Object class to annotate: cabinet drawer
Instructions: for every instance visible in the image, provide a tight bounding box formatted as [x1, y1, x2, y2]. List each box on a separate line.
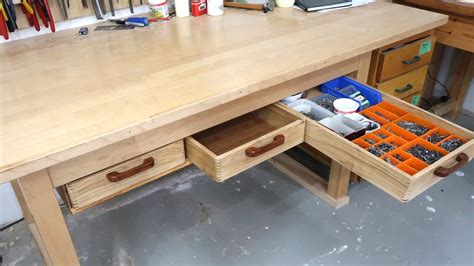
[377, 36, 434, 82]
[186, 104, 305, 182]
[376, 65, 428, 99]
[287, 79, 473, 202]
[64, 140, 186, 212]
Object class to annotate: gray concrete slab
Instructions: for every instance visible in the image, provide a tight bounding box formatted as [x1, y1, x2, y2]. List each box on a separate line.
[1, 115, 473, 266]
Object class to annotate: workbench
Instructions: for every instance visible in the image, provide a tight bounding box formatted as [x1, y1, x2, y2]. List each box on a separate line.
[2, 3, 472, 265]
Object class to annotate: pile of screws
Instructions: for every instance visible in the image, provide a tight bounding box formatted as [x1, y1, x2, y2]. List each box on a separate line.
[384, 156, 397, 165]
[375, 133, 388, 139]
[375, 111, 391, 121]
[440, 138, 464, 152]
[392, 153, 405, 162]
[397, 120, 429, 136]
[314, 97, 335, 112]
[367, 142, 395, 157]
[364, 138, 377, 145]
[406, 144, 442, 164]
[425, 133, 449, 144]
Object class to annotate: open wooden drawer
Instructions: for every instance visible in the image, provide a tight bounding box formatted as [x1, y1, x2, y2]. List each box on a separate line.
[186, 104, 305, 182]
[280, 79, 473, 202]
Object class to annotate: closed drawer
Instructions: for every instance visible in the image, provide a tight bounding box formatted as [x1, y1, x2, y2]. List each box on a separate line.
[403, 91, 422, 106]
[286, 78, 473, 202]
[186, 104, 305, 182]
[376, 65, 428, 99]
[64, 140, 186, 212]
[377, 36, 434, 82]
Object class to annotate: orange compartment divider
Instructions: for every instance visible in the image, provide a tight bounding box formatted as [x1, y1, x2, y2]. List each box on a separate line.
[405, 157, 429, 171]
[394, 114, 436, 136]
[377, 101, 408, 117]
[383, 123, 417, 141]
[438, 135, 467, 152]
[372, 128, 392, 140]
[353, 138, 370, 148]
[360, 110, 390, 125]
[402, 138, 448, 164]
[384, 135, 407, 147]
[422, 127, 452, 144]
[381, 154, 402, 166]
[366, 106, 399, 121]
[387, 149, 411, 162]
[361, 133, 382, 145]
[397, 163, 418, 175]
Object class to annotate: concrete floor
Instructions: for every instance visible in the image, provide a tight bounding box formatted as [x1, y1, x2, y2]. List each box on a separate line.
[1, 114, 473, 266]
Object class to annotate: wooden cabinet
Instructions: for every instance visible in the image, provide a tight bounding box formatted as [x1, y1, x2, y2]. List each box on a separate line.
[186, 104, 305, 182]
[369, 31, 435, 106]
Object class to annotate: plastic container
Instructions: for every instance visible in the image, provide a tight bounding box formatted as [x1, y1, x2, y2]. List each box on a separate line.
[377, 101, 408, 117]
[333, 98, 359, 114]
[322, 76, 382, 110]
[312, 93, 338, 112]
[287, 99, 334, 121]
[382, 124, 417, 141]
[207, 0, 224, 16]
[281, 92, 303, 104]
[175, 0, 190, 17]
[149, 0, 169, 19]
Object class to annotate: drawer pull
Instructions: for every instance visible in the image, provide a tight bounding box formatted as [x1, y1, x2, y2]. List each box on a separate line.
[245, 134, 285, 157]
[402, 56, 420, 65]
[434, 153, 469, 177]
[395, 83, 413, 93]
[106, 157, 155, 182]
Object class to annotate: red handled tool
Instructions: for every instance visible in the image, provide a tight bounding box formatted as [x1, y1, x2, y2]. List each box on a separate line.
[20, 0, 40, 31]
[34, 0, 55, 32]
[0, 2, 9, 40]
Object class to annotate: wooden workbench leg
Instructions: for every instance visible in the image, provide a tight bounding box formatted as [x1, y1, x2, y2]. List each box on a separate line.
[449, 52, 474, 119]
[16, 170, 79, 266]
[327, 160, 351, 200]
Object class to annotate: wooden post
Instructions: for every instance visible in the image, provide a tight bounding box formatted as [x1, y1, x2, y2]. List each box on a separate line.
[16, 171, 79, 266]
[449, 52, 474, 119]
[327, 160, 351, 200]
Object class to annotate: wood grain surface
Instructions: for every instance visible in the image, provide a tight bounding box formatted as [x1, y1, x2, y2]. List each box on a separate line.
[0, 3, 448, 183]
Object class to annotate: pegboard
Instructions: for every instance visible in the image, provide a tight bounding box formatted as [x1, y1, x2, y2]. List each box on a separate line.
[10, 0, 146, 30]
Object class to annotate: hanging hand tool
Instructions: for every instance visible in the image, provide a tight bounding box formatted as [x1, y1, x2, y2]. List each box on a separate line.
[3, 0, 17, 32]
[56, 0, 68, 19]
[0, 1, 9, 39]
[108, 0, 115, 16]
[81, 0, 87, 8]
[140, 0, 142, 5]
[35, 0, 55, 32]
[20, 0, 40, 31]
[128, 0, 134, 13]
[98, 0, 106, 15]
[91, 0, 103, 19]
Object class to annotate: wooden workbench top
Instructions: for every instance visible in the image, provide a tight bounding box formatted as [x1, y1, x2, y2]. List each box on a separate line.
[0, 3, 447, 183]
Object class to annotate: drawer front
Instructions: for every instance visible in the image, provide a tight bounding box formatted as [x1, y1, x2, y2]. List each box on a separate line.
[65, 140, 186, 212]
[186, 104, 305, 182]
[376, 65, 428, 99]
[294, 79, 473, 202]
[377, 36, 434, 82]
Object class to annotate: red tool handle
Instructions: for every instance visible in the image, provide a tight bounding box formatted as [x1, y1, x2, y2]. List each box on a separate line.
[34, 0, 48, 28]
[42, 0, 54, 32]
[0, 16, 8, 40]
[27, 0, 40, 31]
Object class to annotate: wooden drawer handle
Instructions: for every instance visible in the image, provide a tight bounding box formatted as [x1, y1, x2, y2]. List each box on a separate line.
[434, 153, 469, 177]
[106, 157, 155, 182]
[395, 83, 413, 93]
[245, 134, 285, 157]
[402, 55, 420, 65]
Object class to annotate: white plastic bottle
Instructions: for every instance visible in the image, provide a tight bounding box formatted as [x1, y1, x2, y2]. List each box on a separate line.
[175, 0, 190, 17]
[207, 0, 223, 16]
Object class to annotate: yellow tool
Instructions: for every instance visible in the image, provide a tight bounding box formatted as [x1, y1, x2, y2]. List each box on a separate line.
[0, 2, 9, 21]
[21, 0, 34, 15]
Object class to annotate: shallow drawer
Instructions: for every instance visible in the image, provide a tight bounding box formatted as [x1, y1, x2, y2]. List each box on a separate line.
[286, 79, 473, 202]
[376, 65, 428, 99]
[377, 36, 434, 82]
[64, 140, 186, 213]
[186, 104, 305, 182]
